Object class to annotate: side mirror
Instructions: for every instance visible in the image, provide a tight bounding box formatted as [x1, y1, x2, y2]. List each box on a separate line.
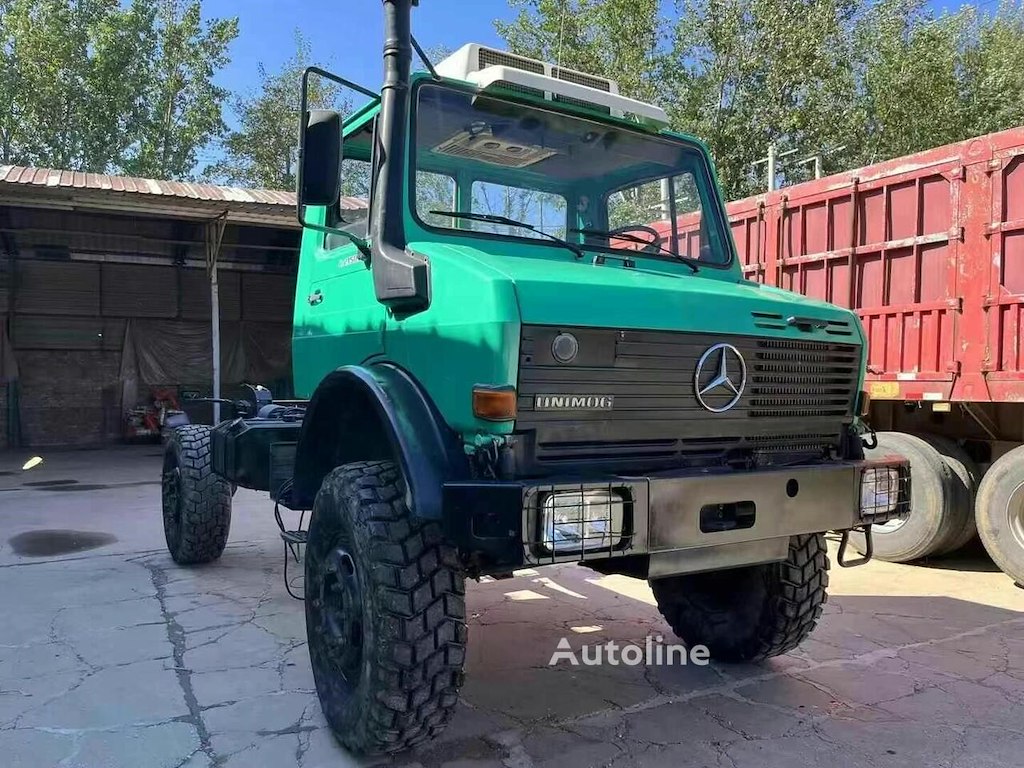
[298, 109, 342, 207]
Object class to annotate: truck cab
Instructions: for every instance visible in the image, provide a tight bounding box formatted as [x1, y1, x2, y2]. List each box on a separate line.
[160, 1, 911, 756]
[288, 43, 901, 564]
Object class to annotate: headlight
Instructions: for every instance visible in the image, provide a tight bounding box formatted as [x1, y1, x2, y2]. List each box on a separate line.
[541, 490, 624, 553]
[860, 467, 900, 516]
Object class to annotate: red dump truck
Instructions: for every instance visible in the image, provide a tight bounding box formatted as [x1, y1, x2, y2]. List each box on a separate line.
[685, 127, 1024, 584]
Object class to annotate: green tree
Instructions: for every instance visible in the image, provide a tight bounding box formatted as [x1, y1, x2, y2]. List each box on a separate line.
[123, 0, 238, 179]
[495, 0, 1024, 198]
[207, 33, 353, 192]
[662, 0, 863, 196]
[495, 0, 661, 102]
[0, 0, 153, 169]
[0, 0, 236, 177]
[961, 3, 1024, 137]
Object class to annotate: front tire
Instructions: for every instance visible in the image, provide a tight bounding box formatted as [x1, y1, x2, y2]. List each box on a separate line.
[975, 445, 1024, 586]
[650, 533, 829, 662]
[305, 461, 467, 754]
[161, 425, 232, 564]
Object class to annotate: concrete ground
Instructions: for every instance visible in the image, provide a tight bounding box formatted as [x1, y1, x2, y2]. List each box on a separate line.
[0, 448, 1022, 768]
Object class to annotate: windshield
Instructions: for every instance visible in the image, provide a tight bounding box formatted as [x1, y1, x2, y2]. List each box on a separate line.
[410, 82, 731, 267]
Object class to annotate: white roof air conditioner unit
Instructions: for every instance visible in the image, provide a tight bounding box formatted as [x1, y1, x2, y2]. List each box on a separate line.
[434, 44, 668, 128]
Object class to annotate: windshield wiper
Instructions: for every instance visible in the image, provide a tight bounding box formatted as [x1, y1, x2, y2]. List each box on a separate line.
[569, 228, 699, 273]
[429, 210, 586, 260]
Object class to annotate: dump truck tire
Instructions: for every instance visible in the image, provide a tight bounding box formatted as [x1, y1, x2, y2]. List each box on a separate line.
[919, 434, 979, 554]
[650, 533, 829, 662]
[849, 432, 965, 562]
[305, 461, 466, 755]
[161, 425, 232, 565]
[975, 445, 1024, 587]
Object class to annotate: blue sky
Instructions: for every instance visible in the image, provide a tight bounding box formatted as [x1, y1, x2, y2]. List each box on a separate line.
[204, 0, 969, 101]
[204, 0, 509, 107]
[196, 0, 511, 165]
[197, 0, 969, 166]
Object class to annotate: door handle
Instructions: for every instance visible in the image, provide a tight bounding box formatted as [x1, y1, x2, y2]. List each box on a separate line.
[307, 289, 323, 306]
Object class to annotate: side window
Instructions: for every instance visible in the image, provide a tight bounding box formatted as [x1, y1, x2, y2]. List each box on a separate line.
[341, 158, 371, 200]
[338, 158, 371, 235]
[416, 171, 456, 227]
[332, 117, 375, 238]
[470, 181, 566, 239]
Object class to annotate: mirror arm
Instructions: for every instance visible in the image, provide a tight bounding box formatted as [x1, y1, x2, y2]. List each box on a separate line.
[410, 35, 440, 80]
[302, 65, 380, 104]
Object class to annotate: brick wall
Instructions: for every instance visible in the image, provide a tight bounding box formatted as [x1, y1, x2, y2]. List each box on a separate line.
[17, 350, 122, 447]
[2, 207, 298, 448]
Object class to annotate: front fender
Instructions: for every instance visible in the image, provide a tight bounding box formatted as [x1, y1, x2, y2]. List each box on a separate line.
[292, 363, 468, 518]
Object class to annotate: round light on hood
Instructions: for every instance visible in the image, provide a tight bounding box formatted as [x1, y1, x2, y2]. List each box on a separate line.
[552, 332, 579, 363]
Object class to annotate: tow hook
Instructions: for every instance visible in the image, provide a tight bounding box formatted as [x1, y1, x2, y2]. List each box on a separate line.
[837, 524, 873, 567]
[861, 429, 878, 450]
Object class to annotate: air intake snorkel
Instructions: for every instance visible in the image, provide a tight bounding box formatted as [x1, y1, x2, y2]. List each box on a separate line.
[371, 0, 430, 314]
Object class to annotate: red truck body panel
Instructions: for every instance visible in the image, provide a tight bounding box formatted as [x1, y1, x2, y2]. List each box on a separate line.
[686, 128, 1024, 404]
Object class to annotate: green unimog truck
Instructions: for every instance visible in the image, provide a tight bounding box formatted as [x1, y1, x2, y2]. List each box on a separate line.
[159, 0, 910, 754]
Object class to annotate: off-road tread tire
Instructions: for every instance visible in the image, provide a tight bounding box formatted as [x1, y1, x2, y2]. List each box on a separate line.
[975, 445, 1024, 586]
[919, 434, 980, 554]
[305, 461, 466, 755]
[162, 425, 232, 565]
[650, 533, 829, 663]
[850, 431, 964, 562]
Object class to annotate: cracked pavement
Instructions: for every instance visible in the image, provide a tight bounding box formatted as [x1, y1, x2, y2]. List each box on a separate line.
[1, 448, 1023, 767]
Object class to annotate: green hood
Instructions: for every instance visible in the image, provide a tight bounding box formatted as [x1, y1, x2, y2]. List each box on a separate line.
[414, 240, 862, 342]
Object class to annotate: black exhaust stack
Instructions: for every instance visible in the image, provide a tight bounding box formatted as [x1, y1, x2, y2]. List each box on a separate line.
[371, 0, 429, 313]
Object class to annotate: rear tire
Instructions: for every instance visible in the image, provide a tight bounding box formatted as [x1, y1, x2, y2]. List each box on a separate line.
[305, 461, 467, 754]
[975, 445, 1024, 586]
[161, 425, 232, 565]
[650, 533, 829, 662]
[920, 434, 979, 554]
[849, 432, 966, 562]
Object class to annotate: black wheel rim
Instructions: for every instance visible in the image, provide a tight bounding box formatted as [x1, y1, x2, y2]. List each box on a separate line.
[317, 546, 364, 683]
[161, 461, 182, 549]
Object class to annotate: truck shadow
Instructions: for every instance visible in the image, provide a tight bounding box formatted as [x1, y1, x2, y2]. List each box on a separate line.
[910, 538, 1003, 573]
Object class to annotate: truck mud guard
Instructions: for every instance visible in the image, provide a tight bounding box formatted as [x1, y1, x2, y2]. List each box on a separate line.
[291, 363, 467, 517]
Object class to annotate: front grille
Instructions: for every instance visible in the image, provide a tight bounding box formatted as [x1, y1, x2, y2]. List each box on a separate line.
[551, 67, 613, 91]
[749, 339, 860, 418]
[550, 67, 614, 113]
[516, 326, 860, 469]
[478, 48, 545, 74]
[476, 49, 547, 101]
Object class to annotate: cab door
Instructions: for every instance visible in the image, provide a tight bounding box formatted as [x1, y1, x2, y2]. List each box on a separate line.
[292, 221, 384, 398]
[292, 113, 382, 397]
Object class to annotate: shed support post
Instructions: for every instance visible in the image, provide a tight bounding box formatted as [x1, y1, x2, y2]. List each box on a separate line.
[206, 213, 228, 425]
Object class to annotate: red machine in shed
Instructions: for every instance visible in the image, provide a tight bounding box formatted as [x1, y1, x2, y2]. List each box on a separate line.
[701, 127, 1024, 582]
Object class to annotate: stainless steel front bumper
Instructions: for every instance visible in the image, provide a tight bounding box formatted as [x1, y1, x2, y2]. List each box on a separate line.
[442, 456, 910, 577]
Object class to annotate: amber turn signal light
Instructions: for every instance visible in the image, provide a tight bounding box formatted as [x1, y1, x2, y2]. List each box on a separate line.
[473, 386, 517, 421]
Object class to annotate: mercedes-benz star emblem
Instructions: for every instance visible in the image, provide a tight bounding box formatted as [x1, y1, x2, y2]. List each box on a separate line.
[694, 343, 747, 412]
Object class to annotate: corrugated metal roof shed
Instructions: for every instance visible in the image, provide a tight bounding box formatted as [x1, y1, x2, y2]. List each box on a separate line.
[0, 165, 367, 227]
